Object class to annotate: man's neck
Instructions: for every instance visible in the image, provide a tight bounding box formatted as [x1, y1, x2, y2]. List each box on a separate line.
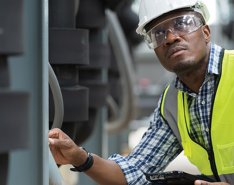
[177, 45, 211, 93]
[179, 71, 206, 93]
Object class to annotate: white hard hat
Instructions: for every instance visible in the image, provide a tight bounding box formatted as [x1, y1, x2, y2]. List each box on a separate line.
[136, 0, 210, 35]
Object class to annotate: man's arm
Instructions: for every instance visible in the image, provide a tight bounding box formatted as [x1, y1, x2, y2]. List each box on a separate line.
[49, 128, 127, 185]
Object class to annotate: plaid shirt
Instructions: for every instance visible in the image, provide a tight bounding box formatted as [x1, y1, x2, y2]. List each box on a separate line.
[109, 43, 224, 185]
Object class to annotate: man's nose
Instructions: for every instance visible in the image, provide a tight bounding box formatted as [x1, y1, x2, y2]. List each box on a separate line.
[164, 29, 179, 45]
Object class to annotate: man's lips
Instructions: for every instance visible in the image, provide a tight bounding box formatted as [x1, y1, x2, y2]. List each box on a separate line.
[167, 46, 187, 58]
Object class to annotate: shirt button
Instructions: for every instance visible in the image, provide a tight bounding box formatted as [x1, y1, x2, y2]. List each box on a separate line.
[205, 128, 209, 132]
[201, 100, 206, 105]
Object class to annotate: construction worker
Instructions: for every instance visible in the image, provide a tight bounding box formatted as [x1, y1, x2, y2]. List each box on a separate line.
[49, 0, 234, 184]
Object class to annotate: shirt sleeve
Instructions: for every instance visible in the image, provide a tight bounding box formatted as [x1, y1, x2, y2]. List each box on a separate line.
[108, 97, 183, 185]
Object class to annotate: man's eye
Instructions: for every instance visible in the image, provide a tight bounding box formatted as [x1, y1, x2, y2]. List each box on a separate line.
[154, 29, 165, 37]
[175, 18, 194, 28]
[176, 20, 187, 27]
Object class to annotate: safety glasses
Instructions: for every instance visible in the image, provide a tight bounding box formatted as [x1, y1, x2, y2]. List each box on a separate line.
[145, 14, 204, 49]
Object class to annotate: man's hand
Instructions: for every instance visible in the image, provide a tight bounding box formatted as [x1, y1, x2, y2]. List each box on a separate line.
[48, 128, 87, 166]
[195, 180, 230, 185]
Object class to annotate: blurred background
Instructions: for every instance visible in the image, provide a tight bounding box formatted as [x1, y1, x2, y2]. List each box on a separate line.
[0, 0, 234, 184]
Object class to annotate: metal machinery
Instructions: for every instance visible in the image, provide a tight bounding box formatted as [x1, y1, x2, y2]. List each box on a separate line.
[48, 0, 140, 184]
[0, 0, 30, 184]
[0, 0, 140, 183]
[0, 0, 49, 184]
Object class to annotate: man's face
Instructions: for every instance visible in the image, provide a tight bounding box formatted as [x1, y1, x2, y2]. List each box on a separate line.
[150, 11, 211, 76]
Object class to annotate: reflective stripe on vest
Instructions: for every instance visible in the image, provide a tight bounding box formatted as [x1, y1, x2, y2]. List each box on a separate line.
[160, 50, 234, 183]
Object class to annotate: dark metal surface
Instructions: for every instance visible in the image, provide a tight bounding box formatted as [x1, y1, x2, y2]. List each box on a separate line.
[0, 0, 23, 55]
[49, 0, 76, 28]
[0, 56, 10, 87]
[49, 28, 89, 65]
[0, 91, 30, 153]
[0, 153, 8, 185]
[76, 0, 106, 29]
[49, 86, 89, 122]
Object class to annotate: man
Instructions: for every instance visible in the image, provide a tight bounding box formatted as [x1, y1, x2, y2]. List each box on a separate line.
[49, 0, 234, 184]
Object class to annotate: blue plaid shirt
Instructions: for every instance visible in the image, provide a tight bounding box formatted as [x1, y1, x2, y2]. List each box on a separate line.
[109, 43, 224, 185]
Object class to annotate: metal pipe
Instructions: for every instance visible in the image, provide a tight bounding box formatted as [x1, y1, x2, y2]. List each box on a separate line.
[48, 63, 64, 129]
[105, 9, 136, 133]
[49, 149, 66, 185]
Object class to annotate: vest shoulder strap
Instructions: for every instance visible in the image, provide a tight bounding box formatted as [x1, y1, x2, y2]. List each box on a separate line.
[161, 84, 181, 143]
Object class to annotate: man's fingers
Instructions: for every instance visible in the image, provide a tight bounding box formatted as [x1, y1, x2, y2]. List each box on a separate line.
[49, 138, 72, 149]
[195, 180, 230, 185]
[48, 138, 55, 145]
[48, 128, 61, 138]
[49, 128, 71, 140]
[49, 138, 64, 147]
[195, 180, 209, 185]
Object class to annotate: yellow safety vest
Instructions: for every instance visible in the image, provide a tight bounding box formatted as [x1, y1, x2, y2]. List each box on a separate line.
[160, 50, 234, 182]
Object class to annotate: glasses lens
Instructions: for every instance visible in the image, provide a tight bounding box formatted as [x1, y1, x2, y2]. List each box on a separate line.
[146, 15, 203, 49]
[173, 15, 201, 34]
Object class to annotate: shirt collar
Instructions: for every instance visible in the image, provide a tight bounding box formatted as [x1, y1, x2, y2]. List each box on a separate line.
[174, 43, 223, 92]
[207, 43, 223, 75]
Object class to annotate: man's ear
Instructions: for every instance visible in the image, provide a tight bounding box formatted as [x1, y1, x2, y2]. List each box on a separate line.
[202, 25, 211, 43]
